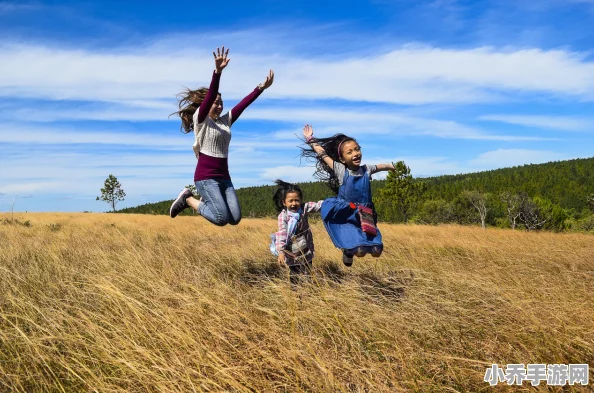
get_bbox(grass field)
[1,213,593,392]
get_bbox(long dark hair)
[272,179,303,212]
[169,87,211,133]
[300,133,358,194]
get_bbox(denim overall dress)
[320,165,383,252]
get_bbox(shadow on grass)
[236,258,346,287]
[355,271,412,302]
[315,259,413,302]
[315,261,347,284]
[238,258,286,284]
[233,258,414,302]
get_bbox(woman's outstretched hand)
[303,124,314,141]
[213,46,230,73]
[259,69,275,90]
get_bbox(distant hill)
[118,157,594,219]
[419,157,593,212]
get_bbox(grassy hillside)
[419,157,594,211]
[1,213,593,391]
[119,157,594,218]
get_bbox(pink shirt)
[275,201,323,265]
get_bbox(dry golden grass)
[0,213,593,392]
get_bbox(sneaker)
[355,246,367,257]
[170,188,193,218]
[342,252,353,267]
[371,245,383,257]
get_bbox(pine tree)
[96,174,126,212]
[186,184,199,198]
[377,161,426,223]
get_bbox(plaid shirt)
[275,201,323,265]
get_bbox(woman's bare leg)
[187,196,202,212]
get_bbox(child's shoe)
[371,245,383,257]
[355,246,367,257]
[342,251,354,267]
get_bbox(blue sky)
[1,0,594,212]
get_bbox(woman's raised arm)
[197,47,230,124]
[230,69,274,125]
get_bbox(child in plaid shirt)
[270,180,323,278]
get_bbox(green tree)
[416,199,454,225]
[461,190,491,229]
[96,174,126,212]
[377,161,426,223]
[588,194,594,212]
[186,184,200,197]
[518,197,554,231]
[546,203,569,232]
[500,191,527,230]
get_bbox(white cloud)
[258,155,485,184]
[0,123,190,147]
[0,181,71,194]
[258,156,471,184]
[1,102,173,122]
[242,108,554,141]
[1,104,553,143]
[0,2,38,14]
[480,114,594,131]
[468,149,566,168]
[258,165,317,183]
[1,25,591,212]
[0,141,310,198]
[2,40,594,106]
[368,155,473,178]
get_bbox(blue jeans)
[195,179,241,226]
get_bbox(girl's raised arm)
[303,200,324,213]
[375,163,396,172]
[196,47,230,124]
[303,124,334,168]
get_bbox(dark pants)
[288,263,311,284]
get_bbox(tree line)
[116,157,594,232]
